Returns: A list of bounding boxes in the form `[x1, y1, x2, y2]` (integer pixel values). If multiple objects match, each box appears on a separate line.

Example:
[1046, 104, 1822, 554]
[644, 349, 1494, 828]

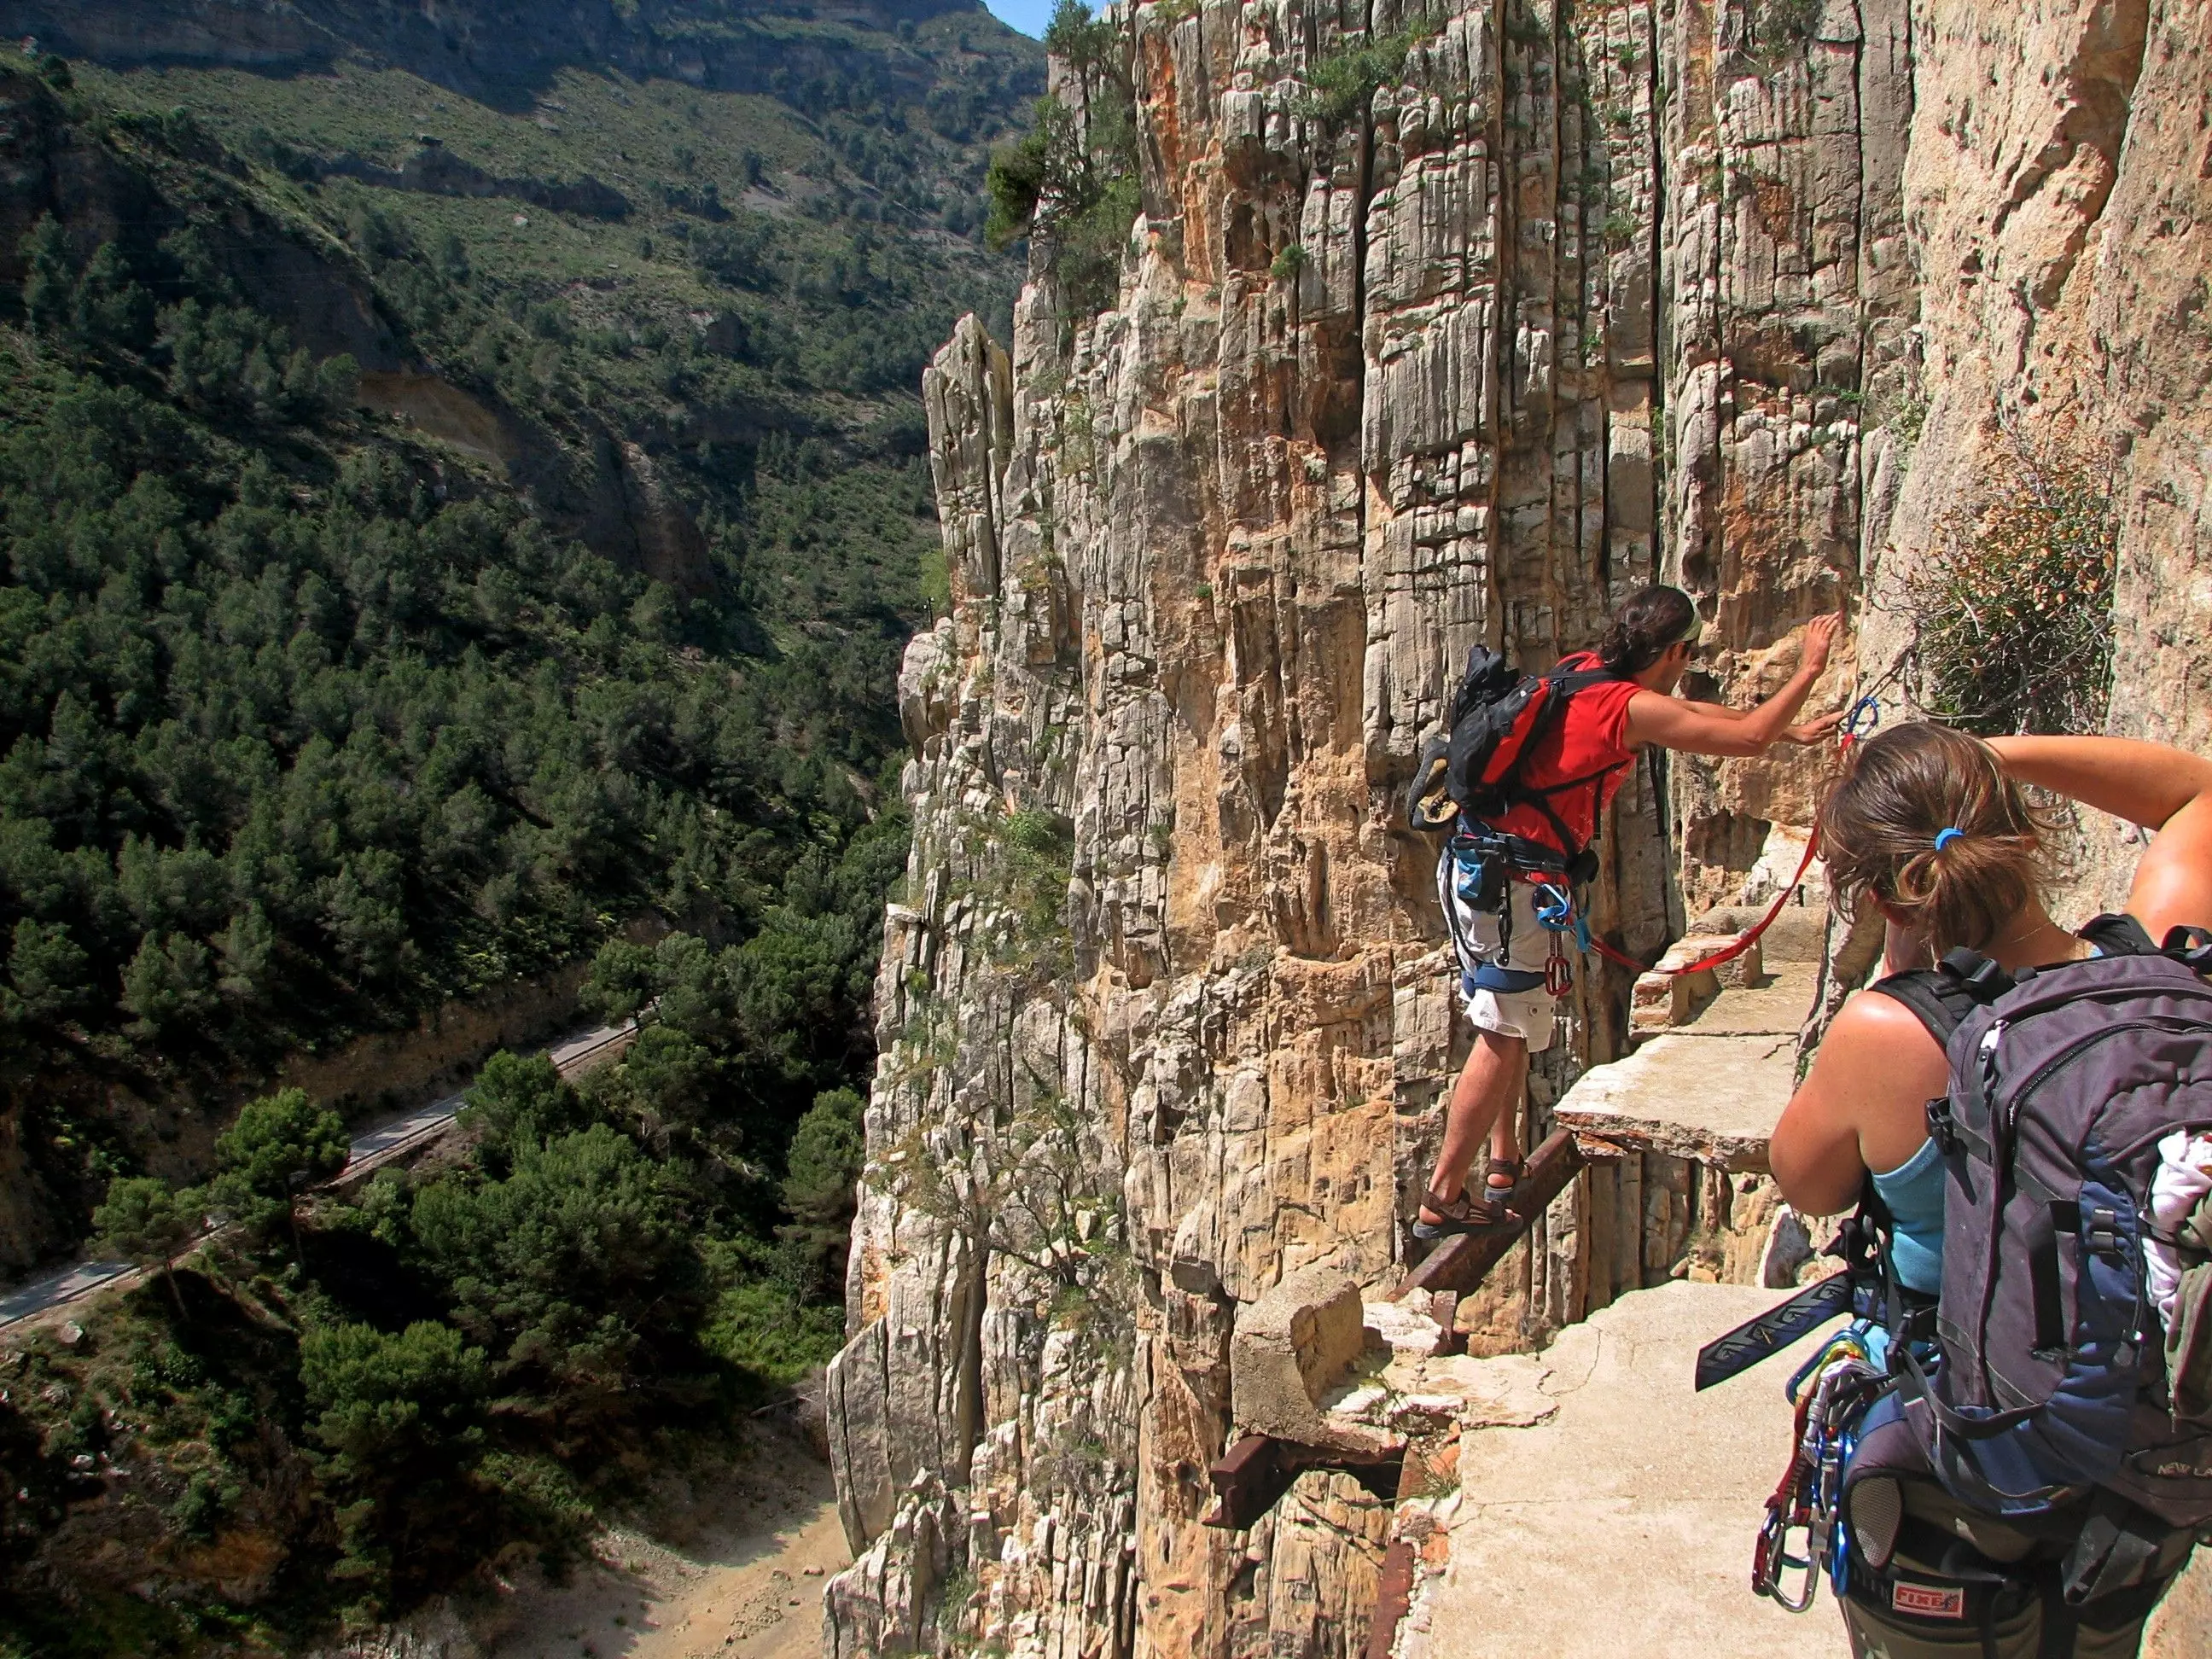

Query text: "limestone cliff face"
[828, 3, 2212, 1656]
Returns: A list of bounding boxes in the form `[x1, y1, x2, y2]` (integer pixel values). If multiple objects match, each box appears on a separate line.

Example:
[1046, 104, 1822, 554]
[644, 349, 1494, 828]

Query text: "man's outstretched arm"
[1623, 613, 1842, 758]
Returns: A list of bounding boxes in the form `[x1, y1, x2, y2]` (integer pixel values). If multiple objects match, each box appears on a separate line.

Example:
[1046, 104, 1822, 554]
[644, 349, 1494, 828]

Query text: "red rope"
[1586, 832, 1824, 978]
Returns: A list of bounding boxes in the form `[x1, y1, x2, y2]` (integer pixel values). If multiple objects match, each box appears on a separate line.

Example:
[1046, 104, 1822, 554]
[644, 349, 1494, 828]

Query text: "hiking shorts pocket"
[1448, 880, 1557, 1056]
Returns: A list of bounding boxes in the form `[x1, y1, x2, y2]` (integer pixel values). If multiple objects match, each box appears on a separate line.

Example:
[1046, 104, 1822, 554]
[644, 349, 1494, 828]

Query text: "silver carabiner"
[1767, 1522, 1821, 1614]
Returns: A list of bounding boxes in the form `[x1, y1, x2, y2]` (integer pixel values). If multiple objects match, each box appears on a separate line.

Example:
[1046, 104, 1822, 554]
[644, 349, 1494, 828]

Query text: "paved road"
[341, 1021, 633, 1178]
[0, 1018, 635, 1331]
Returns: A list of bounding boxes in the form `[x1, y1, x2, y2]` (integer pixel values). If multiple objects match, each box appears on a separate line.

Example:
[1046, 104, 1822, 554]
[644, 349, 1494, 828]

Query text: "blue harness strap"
[1465, 963, 1548, 995]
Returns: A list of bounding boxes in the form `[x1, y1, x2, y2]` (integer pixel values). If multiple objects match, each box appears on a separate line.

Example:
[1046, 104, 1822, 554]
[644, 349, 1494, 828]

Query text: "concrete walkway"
[1400, 1280, 1852, 1659]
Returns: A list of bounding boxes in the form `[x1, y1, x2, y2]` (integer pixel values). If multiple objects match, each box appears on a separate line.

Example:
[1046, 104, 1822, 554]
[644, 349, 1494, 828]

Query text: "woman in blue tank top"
[1769, 723, 2212, 1656]
[1773, 726, 2212, 1289]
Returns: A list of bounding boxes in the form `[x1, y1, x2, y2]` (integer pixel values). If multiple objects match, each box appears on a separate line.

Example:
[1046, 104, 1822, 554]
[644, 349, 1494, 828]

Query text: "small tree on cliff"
[92, 1175, 205, 1319]
[983, 0, 1138, 317]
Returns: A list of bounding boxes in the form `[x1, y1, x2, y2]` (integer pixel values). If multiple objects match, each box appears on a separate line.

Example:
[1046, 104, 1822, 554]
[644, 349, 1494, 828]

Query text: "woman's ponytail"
[1598, 585, 1700, 675]
[1818, 724, 2060, 953]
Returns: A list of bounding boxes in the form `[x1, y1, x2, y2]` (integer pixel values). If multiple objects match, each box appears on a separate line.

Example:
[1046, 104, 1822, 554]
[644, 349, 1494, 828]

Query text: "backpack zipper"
[1993, 1016, 2212, 1141]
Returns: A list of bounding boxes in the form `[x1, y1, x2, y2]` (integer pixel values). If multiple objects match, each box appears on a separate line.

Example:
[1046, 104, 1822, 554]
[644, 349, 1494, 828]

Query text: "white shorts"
[1441, 862, 1561, 1055]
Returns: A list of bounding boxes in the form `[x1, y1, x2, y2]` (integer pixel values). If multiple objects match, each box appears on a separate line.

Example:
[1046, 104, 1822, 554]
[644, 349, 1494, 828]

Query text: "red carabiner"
[1545, 942, 1575, 998]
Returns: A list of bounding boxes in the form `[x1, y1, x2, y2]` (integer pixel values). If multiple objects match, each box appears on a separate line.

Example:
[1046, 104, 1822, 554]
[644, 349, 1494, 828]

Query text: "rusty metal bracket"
[1363, 1536, 1419, 1659]
[1202, 1433, 1406, 1531]
[1391, 1126, 1586, 1302]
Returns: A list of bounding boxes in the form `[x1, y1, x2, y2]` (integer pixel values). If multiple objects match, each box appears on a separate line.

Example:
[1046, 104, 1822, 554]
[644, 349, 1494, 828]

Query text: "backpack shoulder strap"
[1866, 965, 1983, 1047]
[2078, 911, 2158, 958]
[2078, 910, 2212, 972]
[1540, 661, 1624, 697]
[1867, 948, 2017, 1046]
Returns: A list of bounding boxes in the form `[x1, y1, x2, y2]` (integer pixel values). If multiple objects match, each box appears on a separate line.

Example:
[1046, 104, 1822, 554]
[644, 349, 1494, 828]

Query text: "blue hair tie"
[1933, 827, 1965, 852]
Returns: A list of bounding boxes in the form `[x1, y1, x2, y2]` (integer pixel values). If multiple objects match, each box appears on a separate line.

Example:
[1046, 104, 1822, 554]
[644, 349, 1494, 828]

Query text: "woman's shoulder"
[1822, 981, 1946, 1084]
[1831, 982, 1952, 1047]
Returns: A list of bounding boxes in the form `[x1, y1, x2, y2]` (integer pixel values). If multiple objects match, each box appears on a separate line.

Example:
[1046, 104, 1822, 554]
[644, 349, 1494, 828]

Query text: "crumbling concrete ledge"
[1553, 1028, 1796, 1171]
[1230, 1261, 1400, 1458]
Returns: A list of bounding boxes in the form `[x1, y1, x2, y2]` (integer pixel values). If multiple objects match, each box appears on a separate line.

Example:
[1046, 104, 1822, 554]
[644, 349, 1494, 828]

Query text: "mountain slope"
[0, 12, 1038, 1650]
[0, 8, 1039, 1266]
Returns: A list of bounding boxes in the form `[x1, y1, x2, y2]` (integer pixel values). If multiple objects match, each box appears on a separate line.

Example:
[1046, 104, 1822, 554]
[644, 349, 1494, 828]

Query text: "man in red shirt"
[1417, 588, 1845, 1242]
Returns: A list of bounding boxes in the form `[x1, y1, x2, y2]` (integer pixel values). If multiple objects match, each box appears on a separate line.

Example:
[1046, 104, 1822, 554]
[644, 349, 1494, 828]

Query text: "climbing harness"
[1499, 832, 1826, 991]
[1434, 647, 1881, 999]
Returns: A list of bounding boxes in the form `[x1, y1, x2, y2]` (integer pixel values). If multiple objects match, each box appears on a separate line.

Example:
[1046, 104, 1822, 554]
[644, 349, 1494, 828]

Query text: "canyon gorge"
[824, 0, 2212, 1654]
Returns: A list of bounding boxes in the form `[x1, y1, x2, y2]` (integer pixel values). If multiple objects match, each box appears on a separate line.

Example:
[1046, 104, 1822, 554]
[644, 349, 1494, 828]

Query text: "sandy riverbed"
[467, 1425, 849, 1659]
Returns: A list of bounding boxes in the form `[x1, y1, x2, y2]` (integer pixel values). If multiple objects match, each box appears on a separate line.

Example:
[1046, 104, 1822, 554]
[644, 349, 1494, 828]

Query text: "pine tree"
[92, 1175, 204, 1318]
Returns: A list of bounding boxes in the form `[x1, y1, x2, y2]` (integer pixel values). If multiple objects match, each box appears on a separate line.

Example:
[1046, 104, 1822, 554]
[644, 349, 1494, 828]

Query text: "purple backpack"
[1874, 913, 2212, 1530]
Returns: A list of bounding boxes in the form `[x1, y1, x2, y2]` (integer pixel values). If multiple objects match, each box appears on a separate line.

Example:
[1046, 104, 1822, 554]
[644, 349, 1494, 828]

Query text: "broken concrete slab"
[1229, 1260, 1397, 1455]
[1673, 958, 1818, 1038]
[1364, 1299, 1451, 1357]
[1554, 1029, 1796, 1169]
[1399, 1281, 1852, 1659]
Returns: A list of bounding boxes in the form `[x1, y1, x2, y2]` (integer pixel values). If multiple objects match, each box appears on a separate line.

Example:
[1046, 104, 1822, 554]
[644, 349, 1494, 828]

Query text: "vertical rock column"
[1660, 0, 1873, 908]
[824, 0, 1856, 1653]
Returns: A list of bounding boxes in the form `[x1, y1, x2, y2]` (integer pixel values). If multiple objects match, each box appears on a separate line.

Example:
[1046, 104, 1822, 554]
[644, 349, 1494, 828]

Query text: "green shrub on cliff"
[985, 0, 1140, 318]
[1906, 431, 2118, 737]
[1297, 22, 1439, 128]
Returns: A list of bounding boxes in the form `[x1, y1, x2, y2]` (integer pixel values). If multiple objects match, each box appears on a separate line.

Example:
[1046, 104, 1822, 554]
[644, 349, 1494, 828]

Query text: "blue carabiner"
[1840, 693, 1881, 745]
[1828, 1427, 1860, 1594]
[1533, 882, 1575, 932]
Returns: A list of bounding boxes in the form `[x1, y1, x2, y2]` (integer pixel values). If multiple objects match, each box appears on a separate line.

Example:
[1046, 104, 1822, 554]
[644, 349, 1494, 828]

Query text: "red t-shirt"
[1486, 654, 1643, 855]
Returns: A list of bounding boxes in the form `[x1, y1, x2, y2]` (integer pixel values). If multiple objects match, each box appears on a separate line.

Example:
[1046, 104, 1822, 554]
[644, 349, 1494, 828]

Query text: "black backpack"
[1869, 914, 2212, 1530]
[1404, 646, 1627, 881]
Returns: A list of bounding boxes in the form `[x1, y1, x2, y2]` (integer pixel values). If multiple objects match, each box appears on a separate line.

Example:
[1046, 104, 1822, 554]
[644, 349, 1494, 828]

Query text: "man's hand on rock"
[1782, 709, 1848, 747]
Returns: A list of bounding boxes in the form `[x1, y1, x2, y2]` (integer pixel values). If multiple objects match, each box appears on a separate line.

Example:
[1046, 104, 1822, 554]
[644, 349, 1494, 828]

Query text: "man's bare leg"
[1420, 1027, 1529, 1223]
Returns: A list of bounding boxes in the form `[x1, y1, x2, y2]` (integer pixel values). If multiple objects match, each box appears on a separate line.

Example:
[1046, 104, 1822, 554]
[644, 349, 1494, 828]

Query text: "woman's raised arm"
[1988, 736, 2212, 940]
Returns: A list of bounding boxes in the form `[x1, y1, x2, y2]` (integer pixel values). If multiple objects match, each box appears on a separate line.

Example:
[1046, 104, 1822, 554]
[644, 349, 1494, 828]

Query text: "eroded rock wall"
[830, 2, 2212, 1656]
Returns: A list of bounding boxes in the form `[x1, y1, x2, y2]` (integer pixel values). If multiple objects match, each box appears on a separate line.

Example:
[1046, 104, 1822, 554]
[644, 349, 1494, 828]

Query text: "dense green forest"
[0, 5, 1039, 1650]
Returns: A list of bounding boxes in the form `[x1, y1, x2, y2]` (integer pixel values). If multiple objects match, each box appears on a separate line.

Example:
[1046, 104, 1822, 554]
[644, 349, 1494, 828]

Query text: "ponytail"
[1598, 585, 1700, 675]
[1817, 723, 2061, 954]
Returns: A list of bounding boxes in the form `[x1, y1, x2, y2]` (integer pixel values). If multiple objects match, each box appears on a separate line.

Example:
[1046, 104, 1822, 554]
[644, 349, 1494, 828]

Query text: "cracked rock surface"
[827, 1, 2212, 1654]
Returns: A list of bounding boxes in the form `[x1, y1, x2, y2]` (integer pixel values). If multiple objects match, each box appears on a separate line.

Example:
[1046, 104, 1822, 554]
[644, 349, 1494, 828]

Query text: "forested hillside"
[0, 4, 1040, 1650]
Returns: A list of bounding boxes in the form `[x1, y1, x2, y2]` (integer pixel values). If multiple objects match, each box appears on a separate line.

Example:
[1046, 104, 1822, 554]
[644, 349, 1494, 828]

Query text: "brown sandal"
[1413, 1185, 1522, 1243]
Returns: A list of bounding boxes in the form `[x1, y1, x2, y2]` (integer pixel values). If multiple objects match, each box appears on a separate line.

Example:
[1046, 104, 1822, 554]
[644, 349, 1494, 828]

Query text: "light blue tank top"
[1871, 1138, 1947, 1295]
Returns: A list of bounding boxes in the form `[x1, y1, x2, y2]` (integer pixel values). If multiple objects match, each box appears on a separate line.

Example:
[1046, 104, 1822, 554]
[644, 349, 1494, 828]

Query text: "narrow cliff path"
[1400, 1283, 1852, 1659]
[469, 1425, 847, 1659]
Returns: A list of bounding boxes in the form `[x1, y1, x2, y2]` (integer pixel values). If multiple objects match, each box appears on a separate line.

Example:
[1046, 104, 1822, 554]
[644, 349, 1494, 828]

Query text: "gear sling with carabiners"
[1702, 1178, 2197, 1648]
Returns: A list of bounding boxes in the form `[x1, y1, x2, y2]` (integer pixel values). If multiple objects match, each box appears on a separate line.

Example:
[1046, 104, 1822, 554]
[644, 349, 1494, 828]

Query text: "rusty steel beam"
[1202, 1435, 1280, 1529]
[1390, 1126, 1586, 1302]
[1202, 1434, 1406, 1532]
[1364, 1538, 1419, 1659]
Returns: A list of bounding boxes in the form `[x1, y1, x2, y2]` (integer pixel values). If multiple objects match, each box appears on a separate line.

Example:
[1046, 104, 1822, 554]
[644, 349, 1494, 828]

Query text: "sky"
[981, 0, 1055, 38]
